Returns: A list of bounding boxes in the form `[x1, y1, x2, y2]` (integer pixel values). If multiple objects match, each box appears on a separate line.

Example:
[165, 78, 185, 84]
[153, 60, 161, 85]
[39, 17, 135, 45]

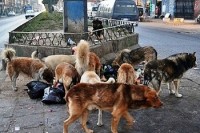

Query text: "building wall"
[194, 0, 200, 17]
[140, 0, 175, 18]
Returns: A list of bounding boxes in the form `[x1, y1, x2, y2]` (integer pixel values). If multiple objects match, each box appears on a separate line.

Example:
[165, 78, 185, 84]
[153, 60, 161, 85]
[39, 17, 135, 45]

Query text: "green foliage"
[22, 12, 63, 32]
[42, 0, 59, 5]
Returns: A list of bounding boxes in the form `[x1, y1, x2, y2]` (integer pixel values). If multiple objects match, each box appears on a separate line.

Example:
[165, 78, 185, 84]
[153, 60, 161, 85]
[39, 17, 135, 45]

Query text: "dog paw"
[169, 90, 175, 94]
[12, 87, 18, 91]
[97, 122, 103, 126]
[175, 93, 182, 98]
[126, 120, 135, 128]
[86, 129, 93, 133]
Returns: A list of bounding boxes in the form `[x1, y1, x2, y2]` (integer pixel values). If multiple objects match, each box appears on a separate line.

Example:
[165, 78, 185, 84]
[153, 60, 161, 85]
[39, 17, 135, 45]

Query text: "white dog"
[80, 71, 115, 126]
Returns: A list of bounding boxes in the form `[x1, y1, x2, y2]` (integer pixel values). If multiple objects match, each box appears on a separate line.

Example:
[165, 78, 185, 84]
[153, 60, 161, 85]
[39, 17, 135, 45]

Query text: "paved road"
[0, 21, 200, 133]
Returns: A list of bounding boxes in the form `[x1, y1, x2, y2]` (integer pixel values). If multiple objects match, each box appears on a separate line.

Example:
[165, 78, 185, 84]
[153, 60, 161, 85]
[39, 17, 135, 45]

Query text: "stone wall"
[2, 33, 139, 69]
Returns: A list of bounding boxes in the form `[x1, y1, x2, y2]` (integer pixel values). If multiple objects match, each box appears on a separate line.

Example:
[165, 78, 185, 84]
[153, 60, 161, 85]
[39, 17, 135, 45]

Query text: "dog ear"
[193, 52, 196, 56]
[131, 86, 145, 100]
[121, 52, 130, 62]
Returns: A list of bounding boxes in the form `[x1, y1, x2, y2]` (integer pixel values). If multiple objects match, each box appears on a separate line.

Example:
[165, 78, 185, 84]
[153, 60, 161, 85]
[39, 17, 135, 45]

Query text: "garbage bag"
[26, 81, 51, 99]
[42, 83, 66, 104]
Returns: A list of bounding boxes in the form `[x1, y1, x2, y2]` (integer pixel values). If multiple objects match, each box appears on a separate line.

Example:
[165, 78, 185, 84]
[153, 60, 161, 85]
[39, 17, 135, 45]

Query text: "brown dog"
[75, 40, 101, 76]
[54, 62, 80, 97]
[80, 71, 115, 126]
[2, 47, 53, 91]
[117, 63, 137, 84]
[63, 83, 163, 133]
[112, 46, 157, 67]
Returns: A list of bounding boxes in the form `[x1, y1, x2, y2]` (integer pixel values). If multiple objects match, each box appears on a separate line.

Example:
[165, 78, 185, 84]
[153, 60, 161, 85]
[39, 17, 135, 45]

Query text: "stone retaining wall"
[5, 33, 138, 57]
[2, 33, 138, 69]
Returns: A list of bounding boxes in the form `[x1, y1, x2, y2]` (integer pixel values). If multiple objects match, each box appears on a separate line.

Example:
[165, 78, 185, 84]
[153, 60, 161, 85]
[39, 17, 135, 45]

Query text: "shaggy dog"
[92, 19, 104, 39]
[63, 83, 163, 133]
[144, 52, 197, 97]
[54, 62, 80, 98]
[2, 47, 53, 91]
[80, 71, 115, 126]
[117, 63, 137, 85]
[75, 40, 101, 76]
[112, 46, 157, 67]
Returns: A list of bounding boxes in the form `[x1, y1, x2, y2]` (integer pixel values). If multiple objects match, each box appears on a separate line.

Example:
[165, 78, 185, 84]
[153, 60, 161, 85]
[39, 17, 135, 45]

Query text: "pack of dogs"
[1, 37, 197, 132]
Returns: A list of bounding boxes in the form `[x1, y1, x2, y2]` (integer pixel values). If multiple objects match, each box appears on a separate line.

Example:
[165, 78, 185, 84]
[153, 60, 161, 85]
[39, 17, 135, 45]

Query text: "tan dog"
[54, 62, 80, 97]
[80, 71, 115, 126]
[63, 83, 163, 133]
[112, 46, 157, 67]
[75, 40, 101, 76]
[31, 50, 76, 71]
[2, 47, 53, 91]
[117, 63, 137, 84]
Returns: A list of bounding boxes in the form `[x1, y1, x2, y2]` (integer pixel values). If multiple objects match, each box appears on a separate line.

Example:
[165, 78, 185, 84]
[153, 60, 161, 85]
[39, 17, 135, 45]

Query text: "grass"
[22, 11, 63, 32]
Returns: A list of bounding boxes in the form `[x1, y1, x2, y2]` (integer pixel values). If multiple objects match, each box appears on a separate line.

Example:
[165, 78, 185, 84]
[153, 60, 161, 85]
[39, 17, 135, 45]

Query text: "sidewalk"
[141, 18, 200, 33]
[1, 49, 200, 133]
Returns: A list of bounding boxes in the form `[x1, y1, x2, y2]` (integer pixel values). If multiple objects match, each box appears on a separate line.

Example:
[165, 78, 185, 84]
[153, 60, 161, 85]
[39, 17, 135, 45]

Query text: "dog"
[2, 47, 53, 91]
[80, 71, 115, 84]
[54, 62, 80, 98]
[143, 52, 197, 97]
[63, 83, 163, 133]
[80, 71, 115, 126]
[31, 50, 76, 72]
[117, 63, 137, 85]
[112, 46, 157, 67]
[92, 18, 104, 39]
[75, 40, 101, 76]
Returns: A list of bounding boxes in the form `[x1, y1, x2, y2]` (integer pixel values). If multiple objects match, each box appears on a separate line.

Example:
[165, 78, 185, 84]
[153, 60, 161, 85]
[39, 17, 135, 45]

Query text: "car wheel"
[197, 19, 200, 24]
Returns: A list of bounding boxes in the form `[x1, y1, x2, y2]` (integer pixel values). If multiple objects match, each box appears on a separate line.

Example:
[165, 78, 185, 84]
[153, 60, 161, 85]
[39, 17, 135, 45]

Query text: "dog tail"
[2, 47, 16, 62]
[75, 40, 90, 75]
[117, 63, 136, 84]
[31, 49, 39, 59]
[105, 77, 115, 83]
[152, 47, 158, 60]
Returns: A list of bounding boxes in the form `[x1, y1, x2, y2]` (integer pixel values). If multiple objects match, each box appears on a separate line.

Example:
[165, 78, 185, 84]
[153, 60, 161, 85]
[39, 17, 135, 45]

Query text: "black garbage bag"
[101, 64, 118, 80]
[26, 81, 51, 99]
[42, 83, 66, 104]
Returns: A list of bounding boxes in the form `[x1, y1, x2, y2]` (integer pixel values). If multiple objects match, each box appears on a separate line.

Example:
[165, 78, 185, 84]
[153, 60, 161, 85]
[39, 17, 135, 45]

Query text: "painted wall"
[161, 0, 174, 17]
[63, 0, 87, 33]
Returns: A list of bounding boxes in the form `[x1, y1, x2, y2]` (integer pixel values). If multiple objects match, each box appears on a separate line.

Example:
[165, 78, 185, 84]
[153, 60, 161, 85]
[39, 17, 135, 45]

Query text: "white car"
[8, 11, 16, 16]
[25, 10, 35, 19]
[87, 3, 98, 20]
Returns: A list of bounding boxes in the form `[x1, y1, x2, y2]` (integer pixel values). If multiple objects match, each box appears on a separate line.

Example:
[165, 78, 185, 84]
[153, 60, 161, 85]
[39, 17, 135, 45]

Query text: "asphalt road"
[135, 21, 200, 64]
[0, 21, 200, 133]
